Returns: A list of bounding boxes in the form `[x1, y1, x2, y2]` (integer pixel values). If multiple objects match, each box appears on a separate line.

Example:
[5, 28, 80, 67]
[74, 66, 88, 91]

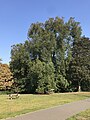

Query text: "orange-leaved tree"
[0, 63, 13, 90]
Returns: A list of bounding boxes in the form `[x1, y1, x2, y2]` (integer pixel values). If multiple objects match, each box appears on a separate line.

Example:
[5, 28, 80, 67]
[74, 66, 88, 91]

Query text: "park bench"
[9, 93, 19, 99]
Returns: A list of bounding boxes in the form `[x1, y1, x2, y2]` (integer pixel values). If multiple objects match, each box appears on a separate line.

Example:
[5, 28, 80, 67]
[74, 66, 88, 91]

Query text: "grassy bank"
[67, 109, 90, 120]
[0, 92, 90, 119]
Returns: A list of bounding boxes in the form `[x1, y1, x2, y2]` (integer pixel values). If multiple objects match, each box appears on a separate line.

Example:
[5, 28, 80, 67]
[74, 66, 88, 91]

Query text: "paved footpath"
[7, 98, 90, 120]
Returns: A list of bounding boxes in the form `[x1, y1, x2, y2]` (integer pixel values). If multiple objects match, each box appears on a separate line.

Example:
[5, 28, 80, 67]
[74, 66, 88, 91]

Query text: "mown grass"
[0, 92, 90, 119]
[67, 109, 90, 120]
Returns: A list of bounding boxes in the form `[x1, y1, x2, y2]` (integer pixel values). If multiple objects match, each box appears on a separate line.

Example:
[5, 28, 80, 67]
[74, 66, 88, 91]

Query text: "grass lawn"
[67, 109, 90, 120]
[0, 92, 90, 119]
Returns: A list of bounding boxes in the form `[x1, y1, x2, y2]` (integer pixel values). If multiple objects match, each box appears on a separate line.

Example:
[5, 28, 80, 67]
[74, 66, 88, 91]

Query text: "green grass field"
[0, 92, 90, 119]
[67, 109, 90, 120]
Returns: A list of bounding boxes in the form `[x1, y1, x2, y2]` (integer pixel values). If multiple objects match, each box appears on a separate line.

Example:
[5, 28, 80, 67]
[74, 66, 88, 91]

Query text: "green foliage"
[56, 74, 69, 92]
[67, 37, 90, 91]
[10, 44, 30, 93]
[27, 59, 56, 94]
[0, 58, 2, 62]
[10, 16, 90, 94]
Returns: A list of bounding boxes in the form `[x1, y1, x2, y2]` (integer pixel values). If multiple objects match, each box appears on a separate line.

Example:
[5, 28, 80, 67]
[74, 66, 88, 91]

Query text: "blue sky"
[0, 0, 90, 63]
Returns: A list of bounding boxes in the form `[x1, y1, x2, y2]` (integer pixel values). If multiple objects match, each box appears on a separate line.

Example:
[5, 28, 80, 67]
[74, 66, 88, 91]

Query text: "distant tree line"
[1, 17, 90, 94]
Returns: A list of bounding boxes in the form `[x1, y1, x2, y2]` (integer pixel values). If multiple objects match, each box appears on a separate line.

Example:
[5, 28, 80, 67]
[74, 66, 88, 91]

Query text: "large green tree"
[27, 59, 56, 94]
[27, 17, 82, 92]
[10, 44, 56, 93]
[10, 17, 83, 93]
[67, 37, 90, 91]
[10, 43, 30, 93]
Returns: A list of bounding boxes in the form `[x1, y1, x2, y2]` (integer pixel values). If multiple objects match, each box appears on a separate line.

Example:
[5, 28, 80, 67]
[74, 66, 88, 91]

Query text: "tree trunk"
[78, 85, 81, 92]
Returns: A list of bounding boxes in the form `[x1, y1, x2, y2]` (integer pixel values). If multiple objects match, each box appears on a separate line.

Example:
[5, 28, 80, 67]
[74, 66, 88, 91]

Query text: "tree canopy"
[9, 17, 90, 93]
[0, 63, 13, 90]
[67, 37, 90, 91]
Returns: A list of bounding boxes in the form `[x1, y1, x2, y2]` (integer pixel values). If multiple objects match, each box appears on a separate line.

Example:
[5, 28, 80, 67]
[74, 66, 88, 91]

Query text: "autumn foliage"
[0, 63, 13, 90]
